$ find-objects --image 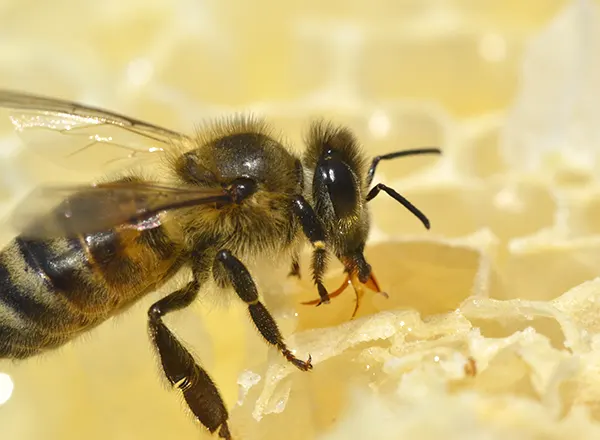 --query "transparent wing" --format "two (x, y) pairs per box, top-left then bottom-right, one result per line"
(12, 181), (231, 239)
(0, 89), (194, 172)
